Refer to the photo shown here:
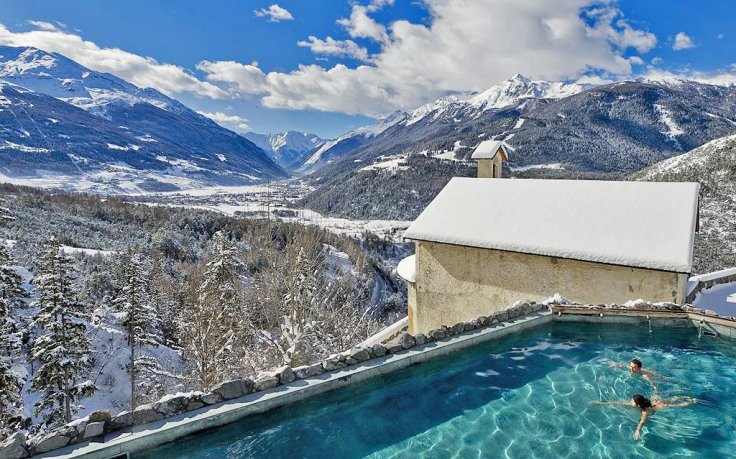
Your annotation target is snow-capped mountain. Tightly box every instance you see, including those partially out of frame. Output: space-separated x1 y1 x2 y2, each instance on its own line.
0 46 287 192
0 46 188 117
299 110 407 172
635 134 736 273
405 74 586 125
303 76 736 220
243 131 325 169
303 75 585 173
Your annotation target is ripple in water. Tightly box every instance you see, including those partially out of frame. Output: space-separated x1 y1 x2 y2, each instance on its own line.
136 323 736 459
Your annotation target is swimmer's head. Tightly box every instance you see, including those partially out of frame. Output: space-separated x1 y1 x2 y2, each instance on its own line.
632 394 652 410
630 359 643 372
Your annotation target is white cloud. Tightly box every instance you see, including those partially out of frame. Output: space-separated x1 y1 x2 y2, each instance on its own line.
585 7 657 53
0 23 226 98
254 4 294 22
26 20 60 32
297 36 369 61
651 57 663 65
197 111 249 130
337 5 389 43
628 56 644 65
199 0 659 116
672 32 696 50
718 33 725 39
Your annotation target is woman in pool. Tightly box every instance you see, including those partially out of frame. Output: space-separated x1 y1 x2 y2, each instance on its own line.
593 394 697 440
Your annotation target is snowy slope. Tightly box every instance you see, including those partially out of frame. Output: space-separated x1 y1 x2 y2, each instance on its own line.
0 46 287 192
635 134 736 273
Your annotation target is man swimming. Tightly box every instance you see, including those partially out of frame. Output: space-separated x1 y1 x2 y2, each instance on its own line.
593 394 697 440
609 358 659 385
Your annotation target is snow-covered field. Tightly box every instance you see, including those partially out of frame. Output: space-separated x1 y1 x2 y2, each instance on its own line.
136 180 411 241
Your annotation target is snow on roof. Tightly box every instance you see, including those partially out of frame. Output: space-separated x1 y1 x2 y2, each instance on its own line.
471 140 512 160
397 254 416 283
404 178 700 273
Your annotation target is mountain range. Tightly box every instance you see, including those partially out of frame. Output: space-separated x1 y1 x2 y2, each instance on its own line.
0 46 287 192
242 131 325 169
301 74 736 220
2 45 736 209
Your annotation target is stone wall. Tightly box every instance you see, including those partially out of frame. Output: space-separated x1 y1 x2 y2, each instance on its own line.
410 241 688 334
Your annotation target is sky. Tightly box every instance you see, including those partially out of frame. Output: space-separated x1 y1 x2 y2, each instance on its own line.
0 0 735 138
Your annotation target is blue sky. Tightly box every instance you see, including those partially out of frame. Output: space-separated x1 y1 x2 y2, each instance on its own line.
0 0 735 138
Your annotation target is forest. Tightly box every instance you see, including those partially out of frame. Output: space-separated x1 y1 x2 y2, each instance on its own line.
0 183 407 436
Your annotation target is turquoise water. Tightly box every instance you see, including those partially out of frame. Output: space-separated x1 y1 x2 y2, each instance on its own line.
136 323 736 458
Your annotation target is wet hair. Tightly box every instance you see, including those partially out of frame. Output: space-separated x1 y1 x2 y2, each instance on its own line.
631 359 643 369
633 394 652 410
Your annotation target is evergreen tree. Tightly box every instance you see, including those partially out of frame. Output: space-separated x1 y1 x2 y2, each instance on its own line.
30 239 95 431
184 231 244 390
114 253 163 405
0 278 27 435
0 203 28 435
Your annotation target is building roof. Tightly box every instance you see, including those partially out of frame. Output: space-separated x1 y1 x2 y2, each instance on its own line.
471 140 511 160
403 178 700 273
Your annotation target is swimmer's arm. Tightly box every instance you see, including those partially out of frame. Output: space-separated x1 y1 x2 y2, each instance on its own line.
633 410 649 440
592 400 630 406
608 362 625 369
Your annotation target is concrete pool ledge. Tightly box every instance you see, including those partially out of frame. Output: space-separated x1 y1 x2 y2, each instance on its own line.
28 302 736 458
38 311 554 459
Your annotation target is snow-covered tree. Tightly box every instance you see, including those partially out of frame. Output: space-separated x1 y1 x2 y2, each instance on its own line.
0 203 29 434
184 231 246 390
30 239 95 431
114 253 164 405
0 284 27 435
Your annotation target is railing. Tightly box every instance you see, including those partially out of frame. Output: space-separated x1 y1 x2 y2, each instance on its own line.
686 267 736 303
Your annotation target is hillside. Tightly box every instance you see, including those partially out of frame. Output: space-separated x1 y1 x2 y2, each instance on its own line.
0 46 287 192
303 76 736 220
634 134 736 273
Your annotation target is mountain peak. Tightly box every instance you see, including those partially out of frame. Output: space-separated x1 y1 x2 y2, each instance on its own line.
509 73 532 83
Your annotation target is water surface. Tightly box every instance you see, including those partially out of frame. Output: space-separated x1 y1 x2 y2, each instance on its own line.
136 322 736 458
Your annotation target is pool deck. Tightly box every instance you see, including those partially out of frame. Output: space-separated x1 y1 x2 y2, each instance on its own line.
36 306 736 458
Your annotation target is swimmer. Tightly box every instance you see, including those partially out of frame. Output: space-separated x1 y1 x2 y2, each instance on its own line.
609 358 665 392
609 358 658 381
593 394 697 440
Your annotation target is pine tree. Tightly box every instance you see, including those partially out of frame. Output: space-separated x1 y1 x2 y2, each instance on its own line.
184 231 244 390
0 202 29 435
30 239 95 431
114 253 163 405
0 284 27 435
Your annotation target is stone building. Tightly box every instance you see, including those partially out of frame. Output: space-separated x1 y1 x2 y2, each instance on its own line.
397 144 700 334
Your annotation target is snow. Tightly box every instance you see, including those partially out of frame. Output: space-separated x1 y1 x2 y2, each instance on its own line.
216 154 227 162
107 143 129 151
403 177 700 272
653 104 685 149
689 267 736 283
396 255 416 283
513 118 525 129
60 245 116 257
471 140 512 159
0 141 50 153
693 282 736 317
510 163 565 172
360 155 409 172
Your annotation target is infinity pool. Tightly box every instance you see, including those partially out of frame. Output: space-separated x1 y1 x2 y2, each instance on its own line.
136 322 736 458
